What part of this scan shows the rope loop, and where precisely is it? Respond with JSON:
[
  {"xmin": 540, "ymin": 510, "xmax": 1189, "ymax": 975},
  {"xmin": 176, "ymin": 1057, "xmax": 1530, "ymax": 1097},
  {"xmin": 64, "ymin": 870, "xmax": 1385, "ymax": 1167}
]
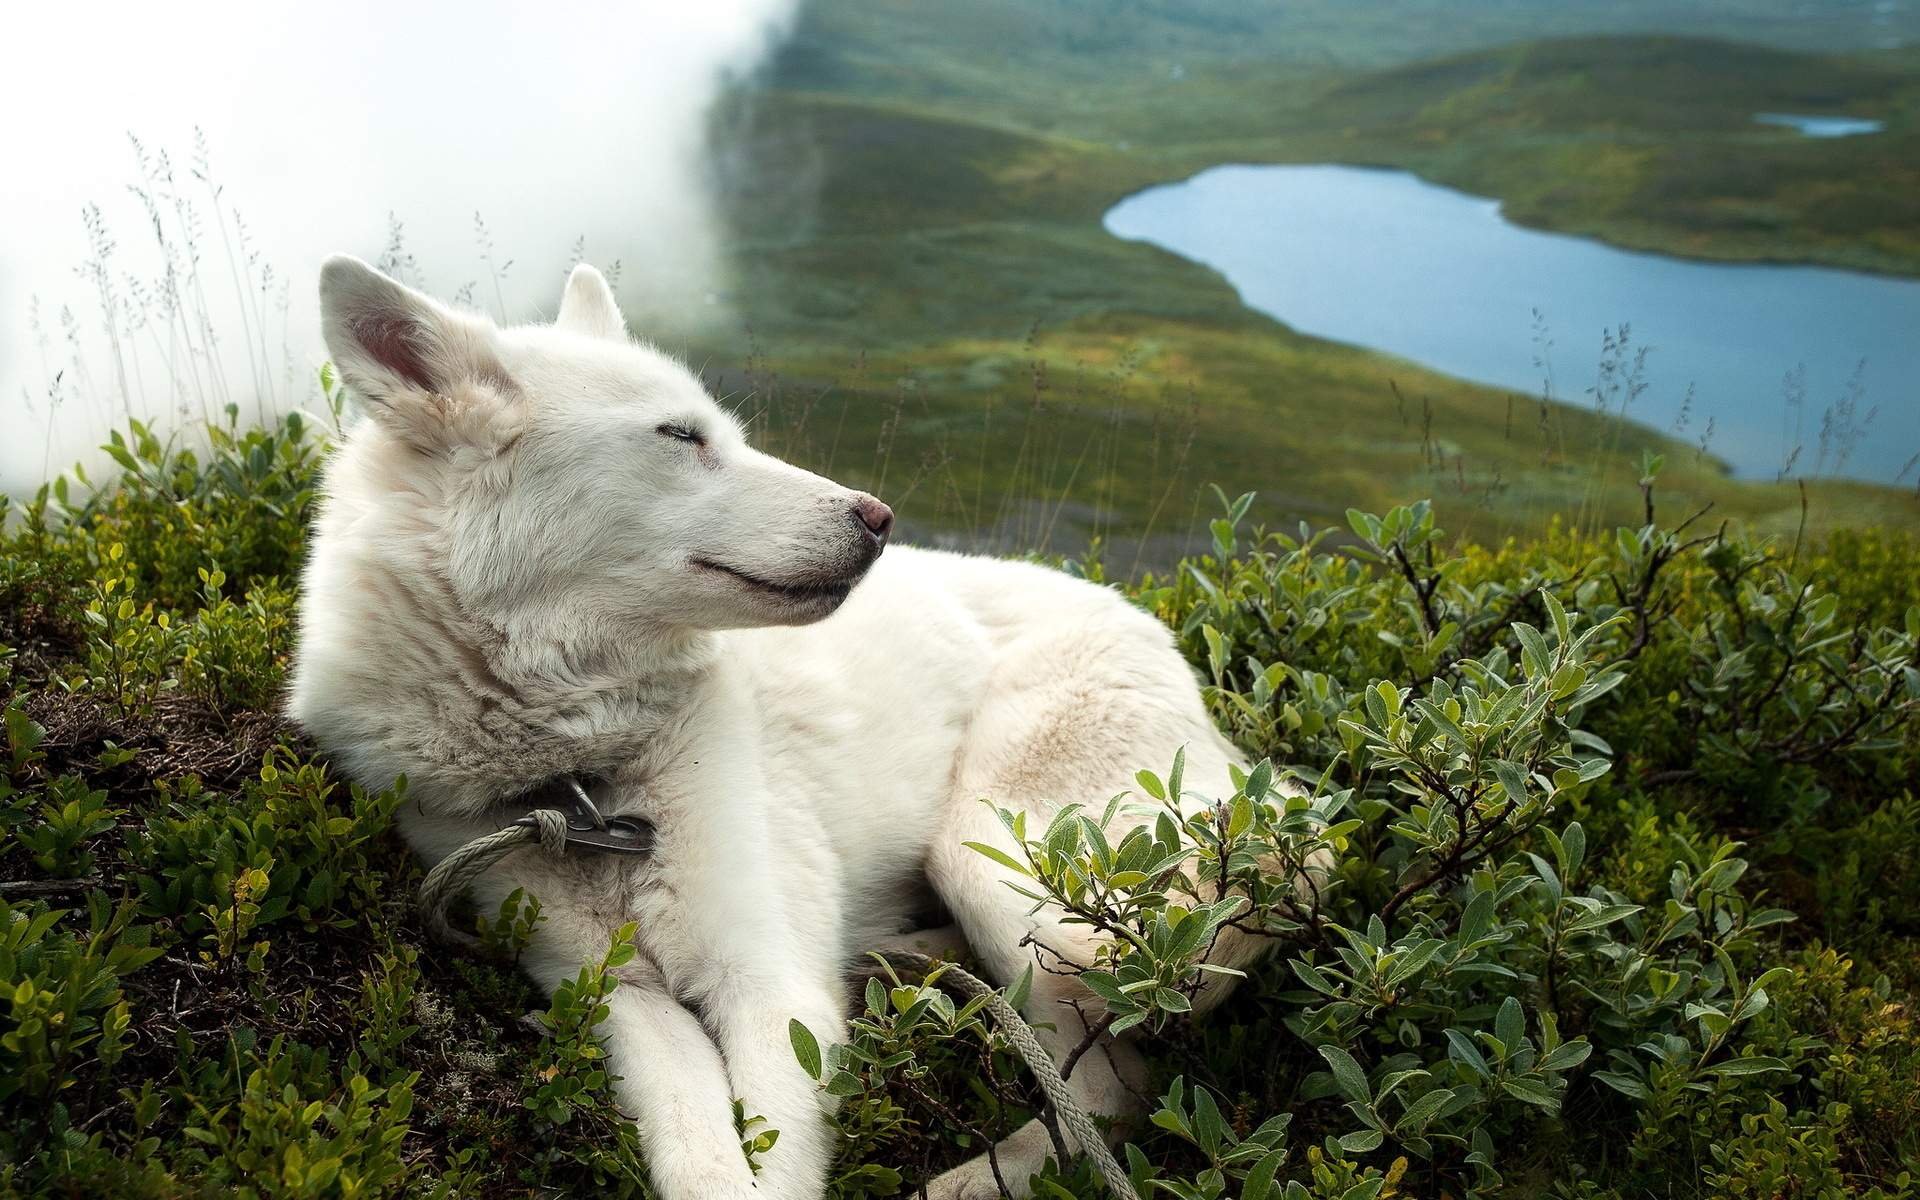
[
  {"xmin": 527, "ymin": 806, "xmax": 571, "ymax": 855},
  {"xmin": 882, "ymin": 951, "xmax": 1139, "ymax": 1200},
  {"xmin": 417, "ymin": 807, "xmax": 571, "ymax": 943}
]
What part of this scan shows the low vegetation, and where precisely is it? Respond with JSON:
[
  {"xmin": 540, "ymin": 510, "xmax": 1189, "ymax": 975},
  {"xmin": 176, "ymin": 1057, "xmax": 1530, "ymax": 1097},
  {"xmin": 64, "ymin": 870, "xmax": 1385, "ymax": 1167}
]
[{"xmin": 2, "ymin": 413, "xmax": 1916, "ymax": 1196}]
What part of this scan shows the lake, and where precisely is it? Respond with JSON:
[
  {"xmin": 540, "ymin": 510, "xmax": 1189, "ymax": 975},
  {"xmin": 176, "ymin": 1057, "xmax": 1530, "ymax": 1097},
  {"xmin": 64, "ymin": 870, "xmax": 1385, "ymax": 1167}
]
[
  {"xmin": 1754, "ymin": 112, "xmax": 1886, "ymax": 137},
  {"xmin": 1104, "ymin": 164, "xmax": 1920, "ymax": 483}
]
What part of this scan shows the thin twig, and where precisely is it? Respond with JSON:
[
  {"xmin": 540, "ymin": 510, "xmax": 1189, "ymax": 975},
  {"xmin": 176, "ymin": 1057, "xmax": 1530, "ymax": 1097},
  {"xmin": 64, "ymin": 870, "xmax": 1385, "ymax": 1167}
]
[{"xmin": 0, "ymin": 876, "xmax": 104, "ymax": 899}]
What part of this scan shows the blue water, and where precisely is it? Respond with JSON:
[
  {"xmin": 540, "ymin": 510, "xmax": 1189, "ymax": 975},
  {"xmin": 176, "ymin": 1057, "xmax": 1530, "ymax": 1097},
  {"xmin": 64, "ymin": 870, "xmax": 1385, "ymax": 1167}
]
[
  {"xmin": 1754, "ymin": 112, "xmax": 1886, "ymax": 137},
  {"xmin": 1104, "ymin": 164, "xmax": 1920, "ymax": 483}
]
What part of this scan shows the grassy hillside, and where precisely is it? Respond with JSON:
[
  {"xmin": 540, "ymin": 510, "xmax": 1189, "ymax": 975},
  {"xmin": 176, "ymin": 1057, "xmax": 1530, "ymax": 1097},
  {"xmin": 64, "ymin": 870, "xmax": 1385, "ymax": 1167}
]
[
  {"xmin": 4, "ymin": 7, "xmax": 1918, "ymax": 1197},
  {"xmin": 684, "ymin": 7, "xmax": 1920, "ymax": 563},
  {"xmin": 704, "ymin": 73, "xmax": 1919, "ymax": 560},
  {"xmin": 1164, "ymin": 36, "xmax": 1920, "ymax": 275},
  {"xmin": 772, "ymin": 0, "xmax": 1920, "ymax": 119},
  {"xmin": 765, "ymin": 4, "xmax": 1920, "ymax": 275}
]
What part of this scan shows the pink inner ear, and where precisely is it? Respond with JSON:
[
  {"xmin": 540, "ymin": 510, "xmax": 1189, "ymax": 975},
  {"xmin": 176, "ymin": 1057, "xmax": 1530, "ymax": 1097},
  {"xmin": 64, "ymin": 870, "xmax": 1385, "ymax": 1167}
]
[{"xmin": 352, "ymin": 313, "xmax": 438, "ymax": 393}]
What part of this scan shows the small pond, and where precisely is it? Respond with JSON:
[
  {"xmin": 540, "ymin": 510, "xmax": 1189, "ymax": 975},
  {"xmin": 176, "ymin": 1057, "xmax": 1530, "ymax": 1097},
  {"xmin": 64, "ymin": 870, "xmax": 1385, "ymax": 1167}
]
[{"xmin": 1753, "ymin": 112, "xmax": 1886, "ymax": 137}]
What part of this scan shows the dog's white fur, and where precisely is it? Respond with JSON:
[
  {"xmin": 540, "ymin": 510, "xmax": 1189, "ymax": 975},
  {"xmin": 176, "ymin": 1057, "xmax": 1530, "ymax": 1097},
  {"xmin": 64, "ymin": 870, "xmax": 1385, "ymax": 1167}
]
[{"xmin": 291, "ymin": 258, "xmax": 1271, "ymax": 1200}]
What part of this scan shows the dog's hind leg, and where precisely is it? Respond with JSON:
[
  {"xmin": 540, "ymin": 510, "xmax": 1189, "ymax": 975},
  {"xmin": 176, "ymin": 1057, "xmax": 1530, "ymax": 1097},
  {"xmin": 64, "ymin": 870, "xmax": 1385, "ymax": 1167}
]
[
  {"xmin": 921, "ymin": 615, "xmax": 1252, "ymax": 1200},
  {"xmin": 924, "ymin": 792, "xmax": 1149, "ymax": 1200}
]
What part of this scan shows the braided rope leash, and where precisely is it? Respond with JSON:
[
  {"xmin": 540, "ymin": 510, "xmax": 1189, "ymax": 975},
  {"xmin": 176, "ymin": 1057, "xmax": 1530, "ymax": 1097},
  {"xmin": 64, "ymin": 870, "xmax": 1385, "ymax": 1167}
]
[
  {"xmin": 417, "ymin": 807, "xmax": 571, "ymax": 944},
  {"xmin": 881, "ymin": 951, "xmax": 1140, "ymax": 1200}
]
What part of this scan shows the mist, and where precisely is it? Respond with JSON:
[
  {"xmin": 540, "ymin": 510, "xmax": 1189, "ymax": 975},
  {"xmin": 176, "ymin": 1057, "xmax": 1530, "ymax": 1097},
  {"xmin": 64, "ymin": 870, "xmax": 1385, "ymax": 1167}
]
[{"xmin": 0, "ymin": 0, "xmax": 799, "ymax": 494}]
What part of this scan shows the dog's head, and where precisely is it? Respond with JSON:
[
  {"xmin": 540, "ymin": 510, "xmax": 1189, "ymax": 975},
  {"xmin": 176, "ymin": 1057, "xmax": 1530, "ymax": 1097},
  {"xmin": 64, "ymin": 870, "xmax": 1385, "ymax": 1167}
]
[{"xmin": 316, "ymin": 256, "xmax": 891, "ymax": 636}]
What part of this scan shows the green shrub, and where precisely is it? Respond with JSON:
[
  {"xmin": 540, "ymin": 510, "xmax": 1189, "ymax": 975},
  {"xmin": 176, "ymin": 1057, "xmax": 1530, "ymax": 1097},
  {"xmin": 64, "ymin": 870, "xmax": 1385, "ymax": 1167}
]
[
  {"xmin": 521, "ymin": 922, "xmax": 651, "ymax": 1192},
  {"xmin": 0, "ymin": 895, "xmax": 160, "ymax": 1105},
  {"xmin": 1, "ymin": 422, "xmax": 1916, "ymax": 1196},
  {"xmin": 178, "ymin": 1043, "xmax": 428, "ymax": 1200},
  {"xmin": 128, "ymin": 756, "xmax": 402, "ymax": 948}
]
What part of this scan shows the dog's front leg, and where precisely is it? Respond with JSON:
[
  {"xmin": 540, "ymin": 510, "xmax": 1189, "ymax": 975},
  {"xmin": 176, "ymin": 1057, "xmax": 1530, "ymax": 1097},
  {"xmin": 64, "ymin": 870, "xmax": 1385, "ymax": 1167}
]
[
  {"xmin": 704, "ymin": 973, "xmax": 847, "ymax": 1200},
  {"xmin": 599, "ymin": 981, "xmax": 767, "ymax": 1200}
]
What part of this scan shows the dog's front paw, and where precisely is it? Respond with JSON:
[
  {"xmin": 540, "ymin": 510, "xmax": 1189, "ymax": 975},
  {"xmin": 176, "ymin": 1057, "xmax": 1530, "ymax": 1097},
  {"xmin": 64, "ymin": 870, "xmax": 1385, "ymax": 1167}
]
[
  {"xmin": 683, "ymin": 1180, "xmax": 764, "ymax": 1200},
  {"xmin": 926, "ymin": 1155, "xmax": 1013, "ymax": 1200},
  {"xmin": 657, "ymin": 1164, "xmax": 766, "ymax": 1200}
]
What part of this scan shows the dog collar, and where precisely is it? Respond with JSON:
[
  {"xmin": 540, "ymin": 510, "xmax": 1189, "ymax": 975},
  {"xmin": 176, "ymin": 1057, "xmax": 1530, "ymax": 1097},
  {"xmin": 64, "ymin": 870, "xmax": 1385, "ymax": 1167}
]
[{"xmin": 510, "ymin": 773, "xmax": 656, "ymax": 856}]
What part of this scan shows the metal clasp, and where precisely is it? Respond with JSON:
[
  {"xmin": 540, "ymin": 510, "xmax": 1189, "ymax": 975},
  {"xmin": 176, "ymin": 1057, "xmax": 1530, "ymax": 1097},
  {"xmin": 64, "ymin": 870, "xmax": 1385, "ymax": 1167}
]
[{"xmin": 512, "ymin": 774, "xmax": 655, "ymax": 857}]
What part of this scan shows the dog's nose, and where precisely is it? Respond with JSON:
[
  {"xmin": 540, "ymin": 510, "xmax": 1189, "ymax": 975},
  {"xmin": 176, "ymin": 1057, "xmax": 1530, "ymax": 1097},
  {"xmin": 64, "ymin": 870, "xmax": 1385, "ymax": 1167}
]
[{"xmin": 852, "ymin": 494, "xmax": 894, "ymax": 544}]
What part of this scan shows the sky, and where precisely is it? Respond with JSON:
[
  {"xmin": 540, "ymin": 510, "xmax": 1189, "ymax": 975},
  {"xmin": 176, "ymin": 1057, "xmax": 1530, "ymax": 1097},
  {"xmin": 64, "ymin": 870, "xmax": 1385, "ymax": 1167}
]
[{"xmin": 0, "ymin": 0, "xmax": 798, "ymax": 492}]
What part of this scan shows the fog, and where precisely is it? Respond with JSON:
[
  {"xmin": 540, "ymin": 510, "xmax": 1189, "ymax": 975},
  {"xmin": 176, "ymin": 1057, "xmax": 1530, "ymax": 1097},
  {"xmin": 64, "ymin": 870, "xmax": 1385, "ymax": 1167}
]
[{"xmin": 0, "ymin": 0, "xmax": 798, "ymax": 494}]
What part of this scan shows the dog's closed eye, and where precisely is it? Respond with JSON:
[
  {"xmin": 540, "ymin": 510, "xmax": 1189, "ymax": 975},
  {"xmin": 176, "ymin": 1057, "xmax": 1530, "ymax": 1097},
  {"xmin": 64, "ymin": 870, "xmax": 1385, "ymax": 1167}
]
[{"xmin": 656, "ymin": 423, "xmax": 706, "ymax": 447}]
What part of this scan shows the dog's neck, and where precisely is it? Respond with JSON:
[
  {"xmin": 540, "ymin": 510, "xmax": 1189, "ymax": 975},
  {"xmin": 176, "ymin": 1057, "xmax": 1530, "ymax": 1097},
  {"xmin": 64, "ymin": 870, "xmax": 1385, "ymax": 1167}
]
[
  {"xmin": 491, "ymin": 591, "xmax": 717, "ymax": 708},
  {"xmin": 329, "ymin": 548, "xmax": 721, "ymax": 815},
  {"xmin": 479, "ymin": 595, "xmax": 719, "ymax": 775}
]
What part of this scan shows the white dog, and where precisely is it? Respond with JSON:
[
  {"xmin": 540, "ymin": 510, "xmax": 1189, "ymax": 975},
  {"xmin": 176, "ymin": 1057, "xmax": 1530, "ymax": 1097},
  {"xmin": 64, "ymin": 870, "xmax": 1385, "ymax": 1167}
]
[{"xmin": 290, "ymin": 258, "xmax": 1272, "ymax": 1200}]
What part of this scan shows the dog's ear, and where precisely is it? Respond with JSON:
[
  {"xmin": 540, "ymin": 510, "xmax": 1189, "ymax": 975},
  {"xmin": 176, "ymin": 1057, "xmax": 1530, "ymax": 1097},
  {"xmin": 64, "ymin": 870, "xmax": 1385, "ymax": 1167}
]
[
  {"xmin": 319, "ymin": 256, "xmax": 519, "ymax": 453},
  {"xmin": 554, "ymin": 263, "xmax": 627, "ymax": 342}
]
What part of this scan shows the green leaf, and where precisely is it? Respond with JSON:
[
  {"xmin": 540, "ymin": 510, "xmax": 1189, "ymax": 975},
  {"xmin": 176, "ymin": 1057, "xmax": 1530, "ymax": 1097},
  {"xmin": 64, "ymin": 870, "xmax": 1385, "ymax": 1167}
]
[
  {"xmin": 1459, "ymin": 889, "xmax": 1497, "ymax": 944},
  {"xmin": 1081, "ymin": 971, "xmax": 1137, "ymax": 1012},
  {"xmin": 963, "ymin": 841, "xmax": 1031, "ymax": 877},
  {"xmin": 1526, "ymin": 852, "xmax": 1562, "ymax": 901},
  {"xmin": 1244, "ymin": 759, "xmax": 1275, "ymax": 802},
  {"xmin": 1336, "ymin": 1128, "xmax": 1384, "ymax": 1154},
  {"xmin": 1686, "ymin": 1003, "xmax": 1732, "ymax": 1038},
  {"xmin": 1747, "ymin": 908, "xmax": 1797, "ymax": 930},
  {"xmin": 1382, "ymin": 939, "xmax": 1444, "ymax": 988},
  {"xmin": 1491, "ymin": 760, "xmax": 1530, "ymax": 806},
  {"xmin": 1542, "ymin": 588, "xmax": 1571, "ymax": 645},
  {"xmin": 1446, "ymin": 1028, "xmax": 1490, "ymax": 1077},
  {"xmin": 1513, "ymin": 622, "xmax": 1550, "ymax": 679},
  {"xmin": 1560, "ymin": 822, "xmax": 1587, "ymax": 877},
  {"xmin": 1318, "ymin": 1044, "xmax": 1371, "ymax": 1103},
  {"xmin": 1243, "ymin": 1149, "xmax": 1286, "ymax": 1200},
  {"xmin": 1495, "ymin": 995, "xmax": 1525, "ymax": 1056},
  {"xmin": 1704, "ymin": 1056, "xmax": 1791, "ymax": 1078},
  {"xmin": 789, "ymin": 1019, "xmax": 822, "ymax": 1079},
  {"xmin": 1290, "ymin": 958, "xmax": 1342, "ymax": 997},
  {"xmin": 1538, "ymin": 1041, "xmax": 1592, "ymax": 1072},
  {"xmin": 1565, "ymin": 903, "xmax": 1642, "ymax": 934},
  {"xmin": 825, "ymin": 1071, "xmax": 864, "ymax": 1098},
  {"xmin": 1395, "ymin": 1087, "xmax": 1455, "ymax": 1134},
  {"xmin": 1592, "ymin": 1069, "xmax": 1650, "ymax": 1099},
  {"xmin": 1005, "ymin": 964, "xmax": 1033, "ymax": 1013},
  {"xmin": 1499, "ymin": 1075, "xmax": 1560, "ymax": 1112},
  {"xmin": 1227, "ymin": 794, "xmax": 1254, "ymax": 839},
  {"xmin": 1110, "ymin": 1010, "xmax": 1150, "ymax": 1036},
  {"xmin": 1192, "ymin": 1084, "xmax": 1227, "ymax": 1156}
]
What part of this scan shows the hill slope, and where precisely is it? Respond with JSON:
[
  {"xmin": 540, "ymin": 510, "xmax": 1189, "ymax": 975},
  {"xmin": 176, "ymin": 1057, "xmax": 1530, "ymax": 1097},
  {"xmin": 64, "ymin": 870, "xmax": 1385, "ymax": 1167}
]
[
  {"xmin": 701, "ymin": 29, "xmax": 1920, "ymax": 555},
  {"xmin": 1170, "ymin": 36, "xmax": 1920, "ymax": 275}
]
